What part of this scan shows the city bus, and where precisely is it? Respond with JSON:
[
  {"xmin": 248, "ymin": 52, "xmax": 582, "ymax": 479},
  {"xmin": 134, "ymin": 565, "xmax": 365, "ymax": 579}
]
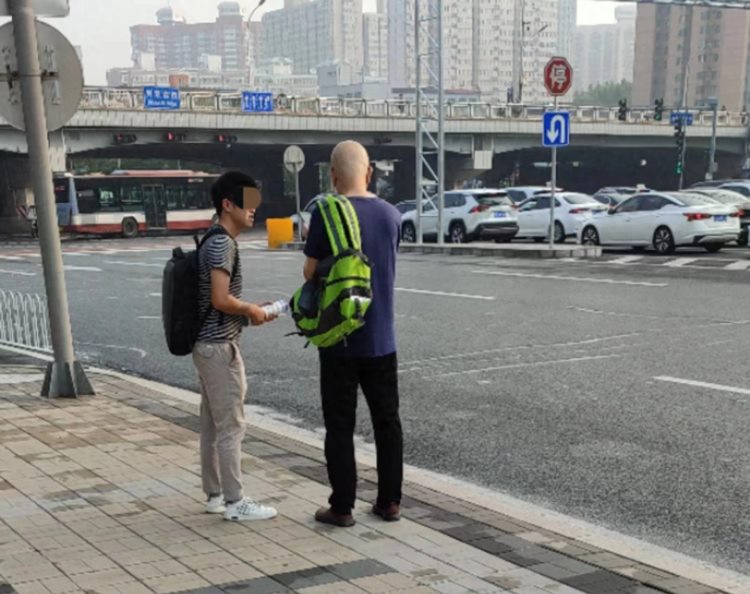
[{"xmin": 54, "ymin": 170, "xmax": 218, "ymax": 237}]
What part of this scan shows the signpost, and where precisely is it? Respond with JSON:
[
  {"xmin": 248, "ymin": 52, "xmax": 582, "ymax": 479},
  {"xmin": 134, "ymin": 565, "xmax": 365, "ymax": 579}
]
[
  {"xmin": 242, "ymin": 91, "xmax": 274, "ymax": 113},
  {"xmin": 0, "ymin": 0, "xmax": 92, "ymax": 397},
  {"xmin": 670, "ymin": 112, "xmax": 694, "ymax": 126},
  {"xmin": 144, "ymin": 86, "xmax": 180, "ymax": 110},
  {"xmin": 543, "ymin": 56, "xmax": 573, "ymax": 248},
  {"xmin": 283, "ymin": 145, "xmax": 305, "ymax": 242}
]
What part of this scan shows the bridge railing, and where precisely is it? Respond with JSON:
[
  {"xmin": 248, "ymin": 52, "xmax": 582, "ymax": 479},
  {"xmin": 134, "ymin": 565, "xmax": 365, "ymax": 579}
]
[{"xmin": 78, "ymin": 88, "xmax": 750, "ymax": 126}]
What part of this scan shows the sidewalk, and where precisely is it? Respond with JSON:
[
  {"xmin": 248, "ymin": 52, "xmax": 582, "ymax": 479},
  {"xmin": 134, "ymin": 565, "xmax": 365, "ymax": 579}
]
[{"xmin": 0, "ymin": 349, "xmax": 747, "ymax": 594}]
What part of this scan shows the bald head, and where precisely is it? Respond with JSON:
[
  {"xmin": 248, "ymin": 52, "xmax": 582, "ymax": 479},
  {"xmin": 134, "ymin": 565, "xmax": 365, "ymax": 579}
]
[{"xmin": 330, "ymin": 141, "xmax": 372, "ymax": 195}]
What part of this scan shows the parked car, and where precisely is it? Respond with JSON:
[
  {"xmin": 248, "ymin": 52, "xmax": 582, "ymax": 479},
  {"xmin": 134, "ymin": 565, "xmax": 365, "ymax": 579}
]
[
  {"xmin": 579, "ymin": 192, "xmax": 739, "ymax": 254},
  {"xmin": 506, "ymin": 186, "xmax": 561, "ymax": 204},
  {"xmin": 686, "ymin": 188, "xmax": 750, "ymax": 245},
  {"xmin": 690, "ymin": 179, "xmax": 740, "ymax": 189},
  {"xmin": 719, "ymin": 181, "xmax": 750, "ymax": 198},
  {"xmin": 516, "ymin": 192, "xmax": 605, "ymax": 243},
  {"xmin": 400, "ymin": 189, "xmax": 519, "ymax": 243},
  {"xmin": 395, "ymin": 200, "xmax": 416, "ymax": 214},
  {"xmin": 289, "ymin": 195, "xmax": 324, "ymax": 239},
  {"xmin": 593, "ymin": 186, "xmax": 648, "ymax": 207}
]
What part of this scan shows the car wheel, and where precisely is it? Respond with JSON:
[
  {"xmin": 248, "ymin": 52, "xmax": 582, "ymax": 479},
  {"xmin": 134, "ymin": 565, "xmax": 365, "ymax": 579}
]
[
  {"xmin": 449, "ymin": 222, "xmax": 467, "ymax": 244},
  {"xmin": 653, "ymin": 226, "xmax": 675, "ymax": 254},
  {"xmin": 554, "ymin": 221, "xmax": 566, "ymax": 244},
  {"xmin": 401, "ymin": 222, "xmax": 416, "ymax": 243},
  {"xmin": 581, "ymin": 226, "xmax": 599, "ymax": 246},
  {"xmin": 705, "ymin": 244, "xmax": 723, "ymax": 253},
  {"xmin": 122, "ymin": 217, "xmax": 139, "ymax": 239}
]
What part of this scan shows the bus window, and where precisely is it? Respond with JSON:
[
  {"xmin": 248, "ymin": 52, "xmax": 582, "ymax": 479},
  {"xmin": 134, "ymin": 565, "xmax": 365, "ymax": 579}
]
[
  {"xmin": 76, "ymin": 189, "xmax": 98, "ymax": 214},
  {"xmin": 54, "ymin": 179, "xmax": 70, "ymax": 203},
  {"xmin": 97, "ymin": 188, "xmax": 119, "ymax": 211},
  {"xmin": 121, "ymin": 184, "xmax": 144, "ymax": 211},
  {"xmin": 165, "ymin": 185, "xmax": 183, "ymax": 210}
]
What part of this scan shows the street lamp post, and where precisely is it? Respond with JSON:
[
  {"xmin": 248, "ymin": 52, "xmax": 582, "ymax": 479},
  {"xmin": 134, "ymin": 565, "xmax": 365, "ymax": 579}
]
[
  {"xmin": 707, "ymin": 96, "xmax": 718, "ymax": 181},
  {"xmin": 246, "ymin": 0, "xmax": 266, "ymax": 83}
]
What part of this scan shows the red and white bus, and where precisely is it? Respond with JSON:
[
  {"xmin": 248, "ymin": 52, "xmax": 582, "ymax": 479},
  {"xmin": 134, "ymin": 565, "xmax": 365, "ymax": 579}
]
[{"xmin": 54, "ymin": 170, "xmax": 218, "ymax": 237}]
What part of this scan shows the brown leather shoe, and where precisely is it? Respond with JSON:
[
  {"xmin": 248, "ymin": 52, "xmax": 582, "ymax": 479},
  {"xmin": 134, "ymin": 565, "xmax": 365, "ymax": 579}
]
[
  {"xmin": 372, "ymin": 502, "xmax": 401, "ymax": 522},
  {"xmin": 314, "ymin": 507, "xmax": 355, "ymax": 527}
]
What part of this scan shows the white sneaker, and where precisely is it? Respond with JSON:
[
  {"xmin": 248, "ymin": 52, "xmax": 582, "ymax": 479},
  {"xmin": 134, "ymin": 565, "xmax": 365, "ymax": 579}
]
[
  {"xmin": 205, "ymin": 495, "xmax": 226, "ymax": 515},
  {"xmin": 224, "ymin": 497, "xmax": 278, "ymax": 521}
]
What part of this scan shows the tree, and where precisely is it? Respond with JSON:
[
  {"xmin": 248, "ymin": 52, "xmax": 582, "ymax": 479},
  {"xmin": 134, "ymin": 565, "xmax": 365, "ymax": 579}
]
[{"xmin": 573, "ymin": 80, "xmax": 633, "ymax": 107}]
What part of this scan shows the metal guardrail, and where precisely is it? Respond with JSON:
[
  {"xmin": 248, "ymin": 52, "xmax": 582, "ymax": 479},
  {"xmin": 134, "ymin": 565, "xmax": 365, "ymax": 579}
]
[
  {"xmin": 78, "ymin": 88, "xmax": 750, "ymax": 128},
  {"xmin": 0, "ymin": 290, "xmax": 52, "ymax": 353}
]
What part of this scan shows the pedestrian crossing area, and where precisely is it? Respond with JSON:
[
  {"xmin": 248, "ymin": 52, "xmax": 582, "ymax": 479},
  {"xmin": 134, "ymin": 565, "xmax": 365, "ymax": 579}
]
[{"xmin": 572, "ymin": 252, "xmax": 750, "ymax": 271}]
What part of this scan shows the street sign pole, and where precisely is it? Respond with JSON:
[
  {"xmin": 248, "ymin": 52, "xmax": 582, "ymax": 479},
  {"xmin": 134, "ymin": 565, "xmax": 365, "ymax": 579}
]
[
  {"xmin": 679, "ymin": 118, "xmax": 688, "ymax": 190},
  {"xmin": 549, "ymin": 95, "xmax": 558, "ymax": 248},
  {"xmin": 9, "ymin": 0, "xmax": 92, "ymax": 397},
  {"xmin": 283, "ymin": 145, "xmax": 305, "ymax": 243},
  {"xmin": 293, "ymin": 163, "xmax": 302, "ymax": 242}
]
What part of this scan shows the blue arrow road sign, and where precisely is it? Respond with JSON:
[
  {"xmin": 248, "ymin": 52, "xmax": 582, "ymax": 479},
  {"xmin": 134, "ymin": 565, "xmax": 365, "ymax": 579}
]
[
  {"xmin": 242, "ymin": 91, "xmax": 274, "ymax": 113},
  {"xmin": 143, "ymin": 86, "xmax": 180, "ymax": 110},
  {"xmin": 542, "ymin": 111, "xmax": 570, "ymax": 148},
  {"xmin": 670, "ymin": 112, "xmax": 694, "ymax": 126}
]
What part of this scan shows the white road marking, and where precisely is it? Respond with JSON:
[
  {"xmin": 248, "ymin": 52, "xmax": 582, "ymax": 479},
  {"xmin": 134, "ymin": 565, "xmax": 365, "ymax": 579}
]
[
  {"xmin": 654, "ymin": 376, "xmax": 750, "ymax": 397},
  {"xmin": 432, "ymin": 354, "xmax": 618, "ymax": 378},
  {"xmin": 664, "ymin": 257, "xmax": 701, "ymax": 268},
  {"xmin": 723, "ymin": 260, "xmax": 750, "ymax": 271},
  {"xmin": 76, "ymin": 342, "xmax": 148, "ymax": 358},
  {"xmin": 0, "ymin": 268, "xmax": 35, "ymax": 276},
  {"xmin": 0, "ymin": 256, "xmax": 24, "ymax": 261},
  {"xmin": 137, "ymin": 316, "xmax": 161, "ymax": 320},
  {"xmin": 63, "ymin": 265, "xmax": 102, "ymax": 272},
  {"xmin": 149, "ymin": 293, "xmax": 162, "ymax": 298},
  {"xmin": 106, "ymin": 260, "xmax": 162, "ymax": 268},
  {"xmin": 395, "ymin": 287, "xmax": 496, "ymax": 301},
  {"xmin": 472, "ymin": 270, "xmax": 668, "ymax": 288},
  {"xmin": 610, "ymin": 255, "xmax": 644, "ymax": 264}
]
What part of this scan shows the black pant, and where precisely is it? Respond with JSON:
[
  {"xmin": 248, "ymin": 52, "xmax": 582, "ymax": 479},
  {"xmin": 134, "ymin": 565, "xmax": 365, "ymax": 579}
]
[{"xmin": 319, "ymin": 352, "xmax": 403, "ymax": 515}]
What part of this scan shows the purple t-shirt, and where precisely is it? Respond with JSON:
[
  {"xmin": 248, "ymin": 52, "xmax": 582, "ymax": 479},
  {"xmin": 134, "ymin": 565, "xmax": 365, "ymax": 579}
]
[{"xmin": 304, "ymin": 196, "xmax": 400, "ymax": 358}]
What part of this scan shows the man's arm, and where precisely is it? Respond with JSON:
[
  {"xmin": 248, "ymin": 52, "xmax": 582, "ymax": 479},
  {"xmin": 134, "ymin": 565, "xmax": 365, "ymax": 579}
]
[
  {"xmin": 303, "ymin": 257, "xmax": 318, "ymax": 282},
  {"xmin": 210, "ymin": 269, "xmax": 267, "ymax": 325}
]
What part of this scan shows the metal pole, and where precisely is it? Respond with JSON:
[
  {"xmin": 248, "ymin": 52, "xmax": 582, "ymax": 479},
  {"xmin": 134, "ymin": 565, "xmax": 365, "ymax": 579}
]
[
  {"xmin": 708, "ymin": 100, "xmax": 718, "ymax": 181},
  {"xmin": 10, "ymin": 0, "xmax": 92, "ymax": 398},
  {"xmin": 294, "ymin": 163, "xmax": 302, "ymax": 242},
  {"xmin": 414, "ymin": 0, "xmax": 422, "ymax": 244},
  {"xmin": 436, "ymin": 0, "xmax": 445, "ymax": 245},
  {"xmin": 678, "ymin": 10, "xmax": 692, "ymax": 190},
  {"xmin": 549, "ymin": 95, "xmax": 558, "ymax": 248}
]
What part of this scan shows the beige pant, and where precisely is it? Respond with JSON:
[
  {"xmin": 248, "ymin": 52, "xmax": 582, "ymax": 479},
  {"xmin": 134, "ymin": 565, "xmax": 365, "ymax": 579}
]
[{"xmin": 192, "ymin": 341, "xmax": 247, "ymax": 503}]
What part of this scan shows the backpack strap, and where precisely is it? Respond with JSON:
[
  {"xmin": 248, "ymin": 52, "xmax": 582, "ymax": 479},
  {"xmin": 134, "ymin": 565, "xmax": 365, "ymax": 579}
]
[{"xmin": 318, "ymin": 194, "xmax": 361, "ymax": 256}]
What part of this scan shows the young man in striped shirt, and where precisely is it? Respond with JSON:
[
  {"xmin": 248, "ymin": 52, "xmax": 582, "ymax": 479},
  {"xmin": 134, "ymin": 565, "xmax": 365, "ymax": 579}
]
[{"xmin": 193, "ymin": 171, "xmax": 278, "ymax": 522}]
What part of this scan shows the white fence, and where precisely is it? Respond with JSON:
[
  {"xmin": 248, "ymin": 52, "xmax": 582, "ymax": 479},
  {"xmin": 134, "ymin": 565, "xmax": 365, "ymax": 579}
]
[{"xmin": 0, "ymin": 290, "xmax": 52, "ymax": 353}]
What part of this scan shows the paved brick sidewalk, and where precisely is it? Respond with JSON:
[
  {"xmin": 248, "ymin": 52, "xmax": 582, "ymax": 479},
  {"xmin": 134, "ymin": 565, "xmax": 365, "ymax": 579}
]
[{"xmin": 0, "ymin": 354, "xmax": 745, "ymax": 594}]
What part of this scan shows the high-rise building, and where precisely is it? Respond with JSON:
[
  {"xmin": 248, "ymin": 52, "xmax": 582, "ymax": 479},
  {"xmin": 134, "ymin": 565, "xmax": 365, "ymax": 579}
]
[
  {"xmin": 130, "ymin": 3, "xmax": 249, "ymax": 72},
  {"xmin": 363, "ymin": 11, "xmax": 388, "ymax": 78},
  {"xmin": 389, "ymin": 0, "xmax": 558, "ymax": 100},
  {"xmin": 261, "ymin": 0, "xmax": 363, "ymax": 75},
  {"xmin": 632, "ymin": 4, "xmax": 750, "ymax": 110},
  {"xmin": 574, "ymin": 5, "xmax": 635, "ymax": 94},
  {"xmin": 557, "ymin": 0, "xmax": 577, "ymax": 62}
]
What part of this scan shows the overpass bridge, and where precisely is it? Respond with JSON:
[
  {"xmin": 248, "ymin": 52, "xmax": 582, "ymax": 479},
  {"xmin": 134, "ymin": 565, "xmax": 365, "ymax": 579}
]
[{"xmin": 0, "ymin": 88, "xmax": 748, "ymax": 232}]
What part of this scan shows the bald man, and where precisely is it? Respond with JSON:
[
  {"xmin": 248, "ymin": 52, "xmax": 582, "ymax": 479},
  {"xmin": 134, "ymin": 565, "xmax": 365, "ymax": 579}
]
[{"xmin": 303, "ymin": 141, "xmax": 403, "ymax": 527}]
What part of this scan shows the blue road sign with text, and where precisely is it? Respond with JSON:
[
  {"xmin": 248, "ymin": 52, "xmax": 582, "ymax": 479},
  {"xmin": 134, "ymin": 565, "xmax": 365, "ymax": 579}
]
[
  {"xmin": 143, "ymin": 86, "xmax": 180, "ymax": 110},
  {"xmin": 670, "ymin": 112, "xmax": 694, "ymax": 126},
  {"xmin": 542, "ymin": 111, "xmax": 570, "ymax": 148},
  {"xmin": 242, "ymin": 91, "xmax": 274, "ymax": 113}
]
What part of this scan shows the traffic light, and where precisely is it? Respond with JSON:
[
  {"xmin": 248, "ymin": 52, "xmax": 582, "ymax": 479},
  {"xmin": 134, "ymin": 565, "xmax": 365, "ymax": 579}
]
[
  {"xmin": 113, "ymin": 133, "xmax": 137, "ymax": 145},
  {"xmin": 674, "ymin": 120, "xmax": 686, "ymax": 174},
  {"xmin": 215, "ymin": 133, "xmax": 238, "ymax": 145},
  {"xmin": 165, "ymin": 131, "xmax": 186, "ymax": 142},
  {"xmin": 654, "ymin": 98, "xmax": 664, "ymax": 122},
  {"xmin": 617, "ymin": 99, "xmax": 628, "ymax": 122}
]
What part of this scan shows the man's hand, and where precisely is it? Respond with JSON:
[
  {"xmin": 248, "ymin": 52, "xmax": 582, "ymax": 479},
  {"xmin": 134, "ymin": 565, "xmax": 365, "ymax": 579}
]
[{"xmin": 246, "ymin": 303, "xmax": 268, "ymax": 326}]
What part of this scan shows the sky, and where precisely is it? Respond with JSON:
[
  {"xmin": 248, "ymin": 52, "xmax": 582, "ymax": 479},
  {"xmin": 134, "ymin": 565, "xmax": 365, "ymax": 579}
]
[{"xmin": 29, "ymin": 0, "xmax": 623, "ymax": 85}]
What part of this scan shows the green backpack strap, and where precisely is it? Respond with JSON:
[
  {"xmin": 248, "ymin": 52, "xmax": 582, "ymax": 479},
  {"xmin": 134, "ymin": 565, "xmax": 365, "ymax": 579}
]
[{"xmin": 318, "ymin": 194, "xmax": 361, "ymax": 255}]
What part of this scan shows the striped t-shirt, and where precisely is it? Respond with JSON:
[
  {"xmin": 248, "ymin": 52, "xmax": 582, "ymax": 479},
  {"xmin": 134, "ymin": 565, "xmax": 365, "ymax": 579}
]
[{"xmin": 196, "ymin": 227, "xmax": 244, "ymax": 343}]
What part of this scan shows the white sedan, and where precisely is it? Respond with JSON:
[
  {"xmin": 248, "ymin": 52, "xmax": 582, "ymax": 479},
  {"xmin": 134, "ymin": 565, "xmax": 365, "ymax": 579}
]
[
  {"xmin": 516, "ymin": 192, "xmax": 606, "ymax": 243},
  {"xmin": 579, "ymin": 192, "xmax": 740, "ymax": 254}
]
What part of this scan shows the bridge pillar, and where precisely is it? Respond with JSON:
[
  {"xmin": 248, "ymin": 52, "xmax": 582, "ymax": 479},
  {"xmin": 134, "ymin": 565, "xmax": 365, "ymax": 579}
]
[
  {"xmin": 445, "ymin": 150, "xmax": 494, "ymax": 190},
  {"xmin": 49, "ymin": 131, "xmax": 67, "ymax": 172},
  {"xmin": 0, "ymin": 157, "xmax": 32, "ymax": 235},
  {"xmin": 392, "ymin": 159, "xmax": 415, "ymax": 201}
]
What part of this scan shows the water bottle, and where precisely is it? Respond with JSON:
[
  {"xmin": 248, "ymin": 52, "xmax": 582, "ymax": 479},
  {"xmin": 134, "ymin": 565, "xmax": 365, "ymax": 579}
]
[{"xmin": 262, "ymin": 299, "xmax": 290, "ymax": 317}]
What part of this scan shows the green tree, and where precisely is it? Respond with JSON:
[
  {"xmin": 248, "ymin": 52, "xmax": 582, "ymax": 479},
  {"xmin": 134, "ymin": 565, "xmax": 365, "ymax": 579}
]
[{"xmin": 573, "ymin": 80, "xmax": 633, "ymax": 107}]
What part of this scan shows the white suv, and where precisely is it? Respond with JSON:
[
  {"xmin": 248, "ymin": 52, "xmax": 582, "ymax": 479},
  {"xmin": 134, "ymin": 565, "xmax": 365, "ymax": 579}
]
[{"xmin": 401, "ymin": 189, "xmax": 519, "ymax": 243}]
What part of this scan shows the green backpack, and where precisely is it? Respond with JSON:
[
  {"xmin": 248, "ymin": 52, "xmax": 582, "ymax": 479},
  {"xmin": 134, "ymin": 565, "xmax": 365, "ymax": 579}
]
[{"xmin": 291, "ymin": 194, "xmax": 372, "ymax": 348}]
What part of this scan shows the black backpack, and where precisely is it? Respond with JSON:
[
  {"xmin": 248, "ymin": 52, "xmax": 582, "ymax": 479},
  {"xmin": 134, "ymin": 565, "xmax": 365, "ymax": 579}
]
[{"xmin": 162, "ymin": 227, "xmax": 237, "ymax": 356}]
